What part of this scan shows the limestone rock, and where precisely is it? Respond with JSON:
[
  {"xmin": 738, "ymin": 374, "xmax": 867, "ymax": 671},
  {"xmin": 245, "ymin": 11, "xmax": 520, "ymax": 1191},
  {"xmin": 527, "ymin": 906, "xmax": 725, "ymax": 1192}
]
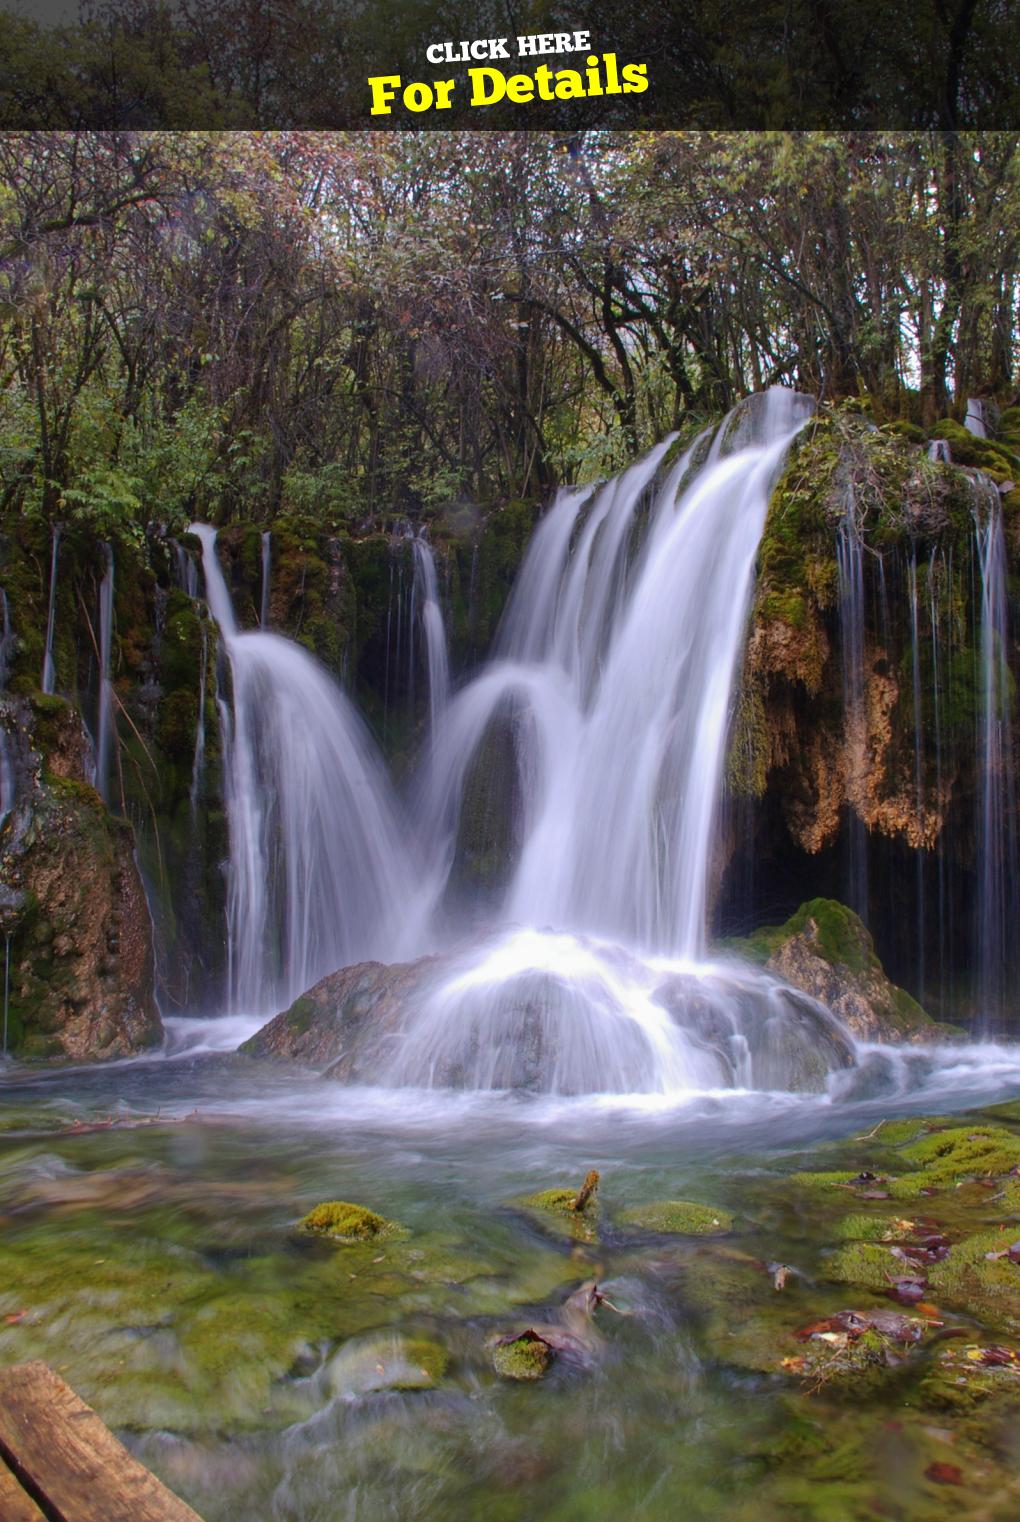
[
  {"xmin": 238, "ymin": 956, "xmax": 438, "ymax": 1072},
  {"xmin": 734, "ymin": 897, "xmax": 944, "ymax": 1044},
  {"xmin": 0, "ymin": 695, "xmax": 162, "ymax": 1060}
]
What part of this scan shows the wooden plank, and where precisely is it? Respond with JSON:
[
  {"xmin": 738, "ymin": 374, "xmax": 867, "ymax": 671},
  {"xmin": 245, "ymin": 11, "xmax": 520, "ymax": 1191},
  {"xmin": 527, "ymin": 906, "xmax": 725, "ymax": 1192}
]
[
  {"xmin": 0, "ymin": 1459, "xmax": 46, "ymax": 1522},
  {"xmin": 0, "ymin": 1361, "xmax": 204, "ymax": 1522}
]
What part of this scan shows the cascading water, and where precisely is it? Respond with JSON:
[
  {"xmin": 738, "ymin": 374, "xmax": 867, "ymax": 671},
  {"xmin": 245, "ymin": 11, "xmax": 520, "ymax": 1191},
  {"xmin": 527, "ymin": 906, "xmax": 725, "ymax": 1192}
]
[
  {"xmin": 0, "ymin": 729, "xmax": 14, "ymax": 831},
  {"xmin": 836, "ymin": 485, "xmax": 869, "ymax": 920},
  {"xmin": 95, "ymin": 543, "xmax": 116, "ymax": 804},
  {"xmin": 973, "ymin": 488, "xmax": 1018, "ymax": 1027},
  {"xmin": 260, "ymin": 531, "xmax": 271, "ymax": 627},
  {"xmin": 424, "ymin": 390, "xmax": 813, "ymax": 957},
  {"xmin": 0, "ymin": 591, "xmax": 14, "ymax": 692},
  {"xmin": 40, "ymin": 524, "xmax": 60, "ymax": 695},
  {"xmin": 352, "ymin": 389, "xmax": 853, "ymax": 1095},
  {"xmin": 190, "ymin": 525, "xmax": 425, "ymax": 1016},
  {"xmin": 411, "ymin": 532, "xmax": 450, "ymax": 737},
  {"xmin": 190, "ymin": 625, "xmax": 207, "ymax": 817},
  {"xmin": 172, "ymin": 540, "xmax": 200, "ymax": 599},
  {"xmin": 964, "ymin": 399, "xmax": 988, "ymax": 438}
]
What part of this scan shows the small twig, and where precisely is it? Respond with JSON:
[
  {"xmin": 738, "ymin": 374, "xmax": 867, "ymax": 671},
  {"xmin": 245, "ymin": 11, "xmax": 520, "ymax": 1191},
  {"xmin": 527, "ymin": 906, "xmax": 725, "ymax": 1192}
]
[{"xmin": 854, "ymin": 1119, "xmax": 887, "ymax": 1141}]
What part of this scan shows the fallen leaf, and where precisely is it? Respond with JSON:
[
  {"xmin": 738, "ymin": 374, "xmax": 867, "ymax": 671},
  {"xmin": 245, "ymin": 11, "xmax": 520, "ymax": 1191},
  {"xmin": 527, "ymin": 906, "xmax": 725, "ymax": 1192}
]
[
  {"xmin": 886, "ymin": 1275, "xmax": 927, "ymax": 1305},
  {"xmin": 3, "ymin": 1309, "xmax": 29, "ymax": 1325},
  {"xmin": 925, "ymin": 1461, "xmax": 963, "ymax": 1486}
]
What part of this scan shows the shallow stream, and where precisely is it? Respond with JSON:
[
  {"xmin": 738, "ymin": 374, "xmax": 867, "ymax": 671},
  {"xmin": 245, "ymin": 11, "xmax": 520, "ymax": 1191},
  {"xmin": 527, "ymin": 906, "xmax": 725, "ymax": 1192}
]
[{"xmin": 4, "ymin": 1029, "xmax": 1020, "ymax": 1521}]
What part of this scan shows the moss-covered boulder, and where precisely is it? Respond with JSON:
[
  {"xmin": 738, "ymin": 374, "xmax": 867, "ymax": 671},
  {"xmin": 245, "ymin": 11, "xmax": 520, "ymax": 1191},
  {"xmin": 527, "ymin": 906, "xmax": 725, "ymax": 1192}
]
[
  {"xmin": 239, "ymin": 955, "xmax": 439, "ymax": 1072},
  {"xmin": 727, "ymin": 897, "xmax": 945, "ymax": 1043},
  {"xmin": 513, "ymin": 1173, "xmax": 601, "ymax": 1242},
  {"xmin": 0, "ymin": 695, "xmax": 162, "ymax": 1059},
  {"xmin": 297, "ymin": 1200, "xmax": 401, "ymax": 1242}
]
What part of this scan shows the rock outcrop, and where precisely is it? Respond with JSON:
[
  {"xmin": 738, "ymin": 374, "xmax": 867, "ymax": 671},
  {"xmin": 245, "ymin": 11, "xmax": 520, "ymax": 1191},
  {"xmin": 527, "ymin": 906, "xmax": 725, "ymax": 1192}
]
[
  {"xmin": 0, "ymin": 693, "xmax": 162, "ymax": 1060},
  {"xmin": 725, "ymin": 897, "xmax": 950, "ymax": 1044},
  {"xmin": 238, "ymin": 956, "xmax": 438, "ymax": 1073}
]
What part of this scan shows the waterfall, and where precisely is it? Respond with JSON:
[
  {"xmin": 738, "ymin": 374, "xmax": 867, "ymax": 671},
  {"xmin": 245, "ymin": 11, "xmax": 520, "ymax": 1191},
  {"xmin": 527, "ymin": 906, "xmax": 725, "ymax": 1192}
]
[
  {"xmin": 964, "ymin": 399, "xmax": 988, "ymax": 438},
  {"xmin": 95, "ymin": 544, "xmax": 116, "ymax": 804},
  {"xmin": 973, "ymin": 489, "xmax": 1017, "ymax": 1026},
  {"xmin": 411, "ymin": 532, "xmax": 450, "ymax": 736},
  {"xmin": 173, "ymin": 540, "xmax": 200, "ymax": 599},
  {"xmin": 190, "ymin": 524, "xmax": 424, "ymax": 1016},
  {"xmin": 836, "ymin": 486, "xmax": 869, "ymax": 920},
  {"xmin": 928, "ymin": 439, "xmax": 952, "ymax": 463},
  {"xmin": 0, "ymin": 728, "xmax": 15, "ymax": 830},
  {"xmin": 40, "ymin": 524, "xmax": 60, "ymax": 694},
  {"xmin": 0, "ymin": 591, "xmax": 14, "ymax": 691},
  {"xmin": 907, "ymin": 551, "xmax": 926, "ymax": 1003},
  {"xmin": 422, "ymin": 389, "xmax": 814, "ymax": 958},
  {"xmin": 260, "ymin": 531, "xmax": 271, "ymax": 627},
  {"xmin": 190, "ymin": 625, "xmax": 207, "ymax": 817}
]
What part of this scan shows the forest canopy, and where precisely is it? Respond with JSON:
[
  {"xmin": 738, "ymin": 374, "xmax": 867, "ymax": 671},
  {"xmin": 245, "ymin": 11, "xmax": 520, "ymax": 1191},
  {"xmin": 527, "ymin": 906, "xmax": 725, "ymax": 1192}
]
[{"xmin": 0, "ymin": 130, "xmax": 1017, "ymax": 543}]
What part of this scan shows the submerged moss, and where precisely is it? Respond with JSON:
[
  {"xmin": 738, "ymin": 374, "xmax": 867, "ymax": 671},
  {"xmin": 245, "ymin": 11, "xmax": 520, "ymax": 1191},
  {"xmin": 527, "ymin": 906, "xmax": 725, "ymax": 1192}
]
[
  {"xmin": 617, "ymin": 1200, "xmax": 734, "ymax": 1235},
  {"xmin": 298, "ymin": 1200, "xmax": 399, "ymax": 1242}
]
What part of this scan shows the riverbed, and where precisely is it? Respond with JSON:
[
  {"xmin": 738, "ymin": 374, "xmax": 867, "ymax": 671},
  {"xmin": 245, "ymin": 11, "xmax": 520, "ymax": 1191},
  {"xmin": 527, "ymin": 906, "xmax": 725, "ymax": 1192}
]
[{"xmin": 4, "ymin": 1028, "xmax": 1020, "ymax": 1521}]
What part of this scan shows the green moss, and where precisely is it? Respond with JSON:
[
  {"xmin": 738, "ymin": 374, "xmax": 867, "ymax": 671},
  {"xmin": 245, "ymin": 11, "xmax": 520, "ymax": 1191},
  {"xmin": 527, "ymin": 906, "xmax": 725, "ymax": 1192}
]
[
  {"xmin": 787, "ymin": 1171, "xmax": 861, "ymax": 1191},
  {"xmin": 514, "ymin": 1181, "xmax": 600, "ymax": 1242},
  {"xmin": 491, "ymin": 1331, "xmax": 553, "ymax": 1381},
  {"xmin": 297, "ymin": 1200, "xmax": 399, "ymax": 1242},
  {"xmin": 616, "ymin": 1199, "xmax": 735, "ymax": 1235},
  {"xmin": 517, "ymin": 1186, "xmax": 591, "ymax": 1216},
  {"xmin": 728, "ymin": 898, "xmax": 875, "ymax": 976},
  {"xmin": 284, "ymin": 996, "xmax": 316, "ymax": 1036},
  {"xmin": 931, "ymin": 418, "xmax": 1020, "ymax": 475},
  {"xmin": 826, "ymin": 1240, "xmax": 897, "ymax": 1291},
  {"xmin": 890, "ymin": 1125, "xmax": 1020, "ymax": 1194},
  {"xmin": 881, "ymin": 420, "xmax": 927, "ymax": 444}
]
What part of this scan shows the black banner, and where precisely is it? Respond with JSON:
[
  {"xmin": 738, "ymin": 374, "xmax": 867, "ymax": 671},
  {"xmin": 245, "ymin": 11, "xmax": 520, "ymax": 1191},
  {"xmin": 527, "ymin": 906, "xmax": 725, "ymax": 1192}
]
[{"xmin": 1, "ymin": 0, "xmax": 1018, "ymax": 130}]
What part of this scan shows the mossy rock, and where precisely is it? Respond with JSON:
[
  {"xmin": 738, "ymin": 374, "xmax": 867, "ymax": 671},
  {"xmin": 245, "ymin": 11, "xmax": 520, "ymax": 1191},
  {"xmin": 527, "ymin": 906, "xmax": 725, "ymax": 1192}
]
[
  {"xmin": 930, "ymin": 418, "xmax": 1020, "ymax": 475},
  {"xmin": 881, "ymin": 419, "xmax": 927, "ymax": 444},
  {"xmin": 727, "ymin": 898, "xmax": 939, "ymax": 1044},
  {"xmin": 327, "ymin": 1333, "xmax": 449, "ymax": 1394},
  {"xmin": 513, "ymin": 1179, "xmax": 600, "ymax": 1242},
  {"xmin": 297, "ymin": 1200, "xmax": 401, "ymax": 1242},
  {"xmin": 616, "ymin": 1199, "xmax": 735, "ymax": 1236},
  {"xmin": 490, "ymin": 1331, "xmax": 553, "ymax": 1381}
]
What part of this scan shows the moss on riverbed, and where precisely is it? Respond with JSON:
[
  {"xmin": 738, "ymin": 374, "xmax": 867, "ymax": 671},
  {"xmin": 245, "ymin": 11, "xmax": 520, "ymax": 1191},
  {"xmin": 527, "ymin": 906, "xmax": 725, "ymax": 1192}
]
[
  {"xmin": 616, "ymin": 1199, "xmax": 735, "ymax": 1235},
  {"xmin": 3, "ymin": 1098, "xmax": 1020, "ymax": 1518}
]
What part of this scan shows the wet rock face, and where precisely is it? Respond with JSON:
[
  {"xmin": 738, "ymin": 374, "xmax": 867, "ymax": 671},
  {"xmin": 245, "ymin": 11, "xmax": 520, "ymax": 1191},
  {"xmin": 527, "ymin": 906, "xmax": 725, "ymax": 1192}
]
[
  {"xmin": 734, "ymin": 897, "xmax": 943, "ymax": 1045},
  {"xmin": 0, "ymin": 696, "xmax": 162, "ymax": 1060},
  {"xmin": 241, "ymin": 935, "xmax": 858, "ymax": 1095},
  {"xmin": 238, "ymin": 957, "xmax": 438, "ymax": 1073}
]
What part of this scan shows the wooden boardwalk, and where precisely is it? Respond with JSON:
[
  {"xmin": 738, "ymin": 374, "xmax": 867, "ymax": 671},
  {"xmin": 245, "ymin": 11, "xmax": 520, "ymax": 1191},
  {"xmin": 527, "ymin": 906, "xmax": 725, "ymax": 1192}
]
[{"xmin": 0, "ymin": 1361, "xmax": 204, "ymax": 1522}]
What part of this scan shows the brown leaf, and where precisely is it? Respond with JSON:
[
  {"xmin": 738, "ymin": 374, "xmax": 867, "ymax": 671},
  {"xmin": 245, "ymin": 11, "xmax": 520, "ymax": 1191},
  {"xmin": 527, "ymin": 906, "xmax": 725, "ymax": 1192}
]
[
  {"xmin": 976, "ymin": 1345, "xmax": 1019, "ymax": 1367},
  {"xmin": 925, "ymin": 1461, "xmax": 963, "ymax": 1486}
]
